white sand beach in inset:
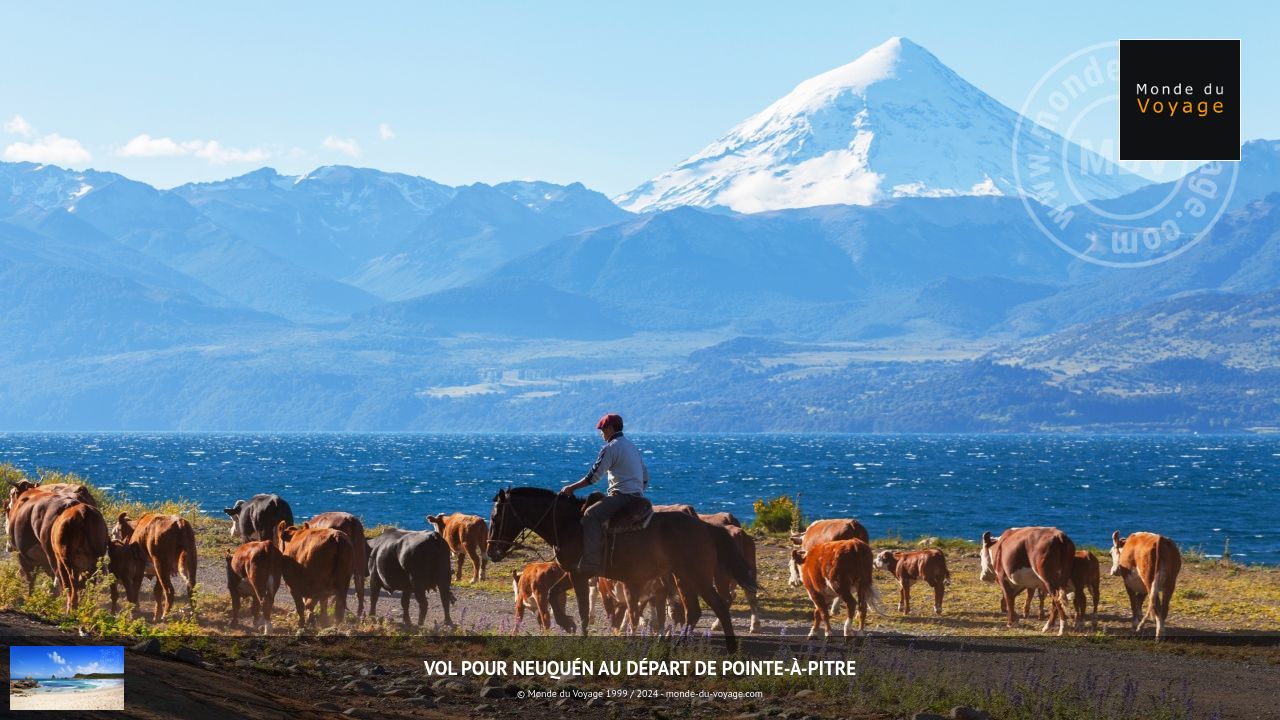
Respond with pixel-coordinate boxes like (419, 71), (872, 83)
(9, 683), (125, 711)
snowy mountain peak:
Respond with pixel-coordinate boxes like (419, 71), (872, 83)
(616, 37), (1147, 214)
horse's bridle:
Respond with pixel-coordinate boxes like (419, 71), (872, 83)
(489, 489), (565, 562)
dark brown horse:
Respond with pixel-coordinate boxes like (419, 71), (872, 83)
(485, 487), (756, 652)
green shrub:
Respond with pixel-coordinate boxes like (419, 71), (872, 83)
(750, 494), (802, 534)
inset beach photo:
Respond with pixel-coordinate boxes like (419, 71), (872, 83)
(9, 646), (124, 711)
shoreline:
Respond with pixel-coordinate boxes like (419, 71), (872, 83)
(9, 683), (125, 711)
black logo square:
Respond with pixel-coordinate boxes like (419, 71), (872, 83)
(1120, 39), (1240, 161)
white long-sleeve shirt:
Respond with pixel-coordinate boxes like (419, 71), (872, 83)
(581, 433), (649, 495)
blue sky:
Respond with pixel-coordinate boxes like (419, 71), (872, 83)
(9, 646), (124, 679)
(2, 1), (1275, 193)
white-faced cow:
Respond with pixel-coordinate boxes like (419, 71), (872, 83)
(791, 539), (882, 640)
(224, 494), (294, 542)
(1110, 530), (1182, 640)
(789, 519), (870, 587)
(979, 526), (1075, 635)
(873, 548), (950, 615)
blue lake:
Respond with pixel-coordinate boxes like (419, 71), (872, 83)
(1, 433), (1275, 563)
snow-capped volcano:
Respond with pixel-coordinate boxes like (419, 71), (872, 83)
(616, 37), (1147, 213)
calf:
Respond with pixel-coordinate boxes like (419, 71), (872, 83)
(873, 548), (950, 615)
(512, 561), (576, 633)
(1071, 550), (1101, 631)
(792, 539), (881, 639)
(308, 511), (369, 618)
(107, 540), (146, 613)
(277, 521), (353, 628)
(367, 527), (454, 626)
(224, 494), (293, 541)
(789, 518), (869, 587)
(979, 527), (1075, 635)
(592, 575), (674, 633)
(112, 513), (199, 621)
(49, 503), (109, 612)
(226, 540), (283, 634)
(426, 512), (487, 583)
(1110, 530), (1181, 640)
(1003, 551), (1100, 630)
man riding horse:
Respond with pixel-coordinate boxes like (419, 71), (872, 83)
(558, 413), (649, 576)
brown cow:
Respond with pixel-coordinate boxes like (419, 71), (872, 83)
(592, 575), (671, 633)
(226, 540), (283, 634)
(651, 503), (698, 516)
(49, 503), (109, 612)
(308, 511), (369, 618)
(873, 549), (951, 615)
(979, 527), (1075, 635)
(1001, 552), (1101, 631)
(791, 539), (882, 639)
(698, 512), (742, 528)
(112, 513), (199, 621)
(427, 512), (487, 583)
(592, 577), (629, 631)
(512, 561), (576, 633)
(789, 519), (869, 587)
(276, 520), (353, 627)
(708, 524), (761, 633)
(107, 540), (146, 613)
(6, 480), (97, 512)
(1110, 530), (1182, 640)
(6, 490), (83, 594)
(4, 483), (94, 555)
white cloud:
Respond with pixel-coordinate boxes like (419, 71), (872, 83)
(4, 114), (34, 137)
(191, 140), (270, 165)
(322, 135), (361, 157)
(75, 661), (110, 675)
(49, 651), (65, 665)
(3, 133), (92, 166)
(119, 134), (187, 157)
(117, 134), (270, 165)
(378, 123), (395, 141)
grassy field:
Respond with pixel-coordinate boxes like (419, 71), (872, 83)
(3, 466), (1278, 719)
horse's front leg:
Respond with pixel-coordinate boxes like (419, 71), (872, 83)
(570, 572), (591, 636)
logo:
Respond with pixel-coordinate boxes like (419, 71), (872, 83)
(1012, 42), (1239, 268)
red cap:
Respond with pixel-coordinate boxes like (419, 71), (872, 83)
(595, 413), (623, 432)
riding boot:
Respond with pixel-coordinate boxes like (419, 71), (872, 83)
(579, 513), (605, 575)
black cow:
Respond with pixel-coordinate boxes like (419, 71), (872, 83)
(367, 528), (454, 626)
(223, 494), (293, 542)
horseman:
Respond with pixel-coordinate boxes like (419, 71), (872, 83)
(559, 413), (649, 576)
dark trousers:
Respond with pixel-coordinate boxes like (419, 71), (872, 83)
(581, 493), (648, 568)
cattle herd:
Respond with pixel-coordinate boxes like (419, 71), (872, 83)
(2, 479), (1185, 642)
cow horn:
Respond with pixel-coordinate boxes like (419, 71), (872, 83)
(1112, 530), (1122, 546)
(982, 531), (993, 546)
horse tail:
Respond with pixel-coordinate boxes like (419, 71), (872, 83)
(710, 525), (757, 594)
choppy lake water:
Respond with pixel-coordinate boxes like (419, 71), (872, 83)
(1, 433), (1275, 563)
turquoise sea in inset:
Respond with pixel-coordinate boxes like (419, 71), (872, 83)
(16, 678), (123, 693)
(1, 433), (1275, 563)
